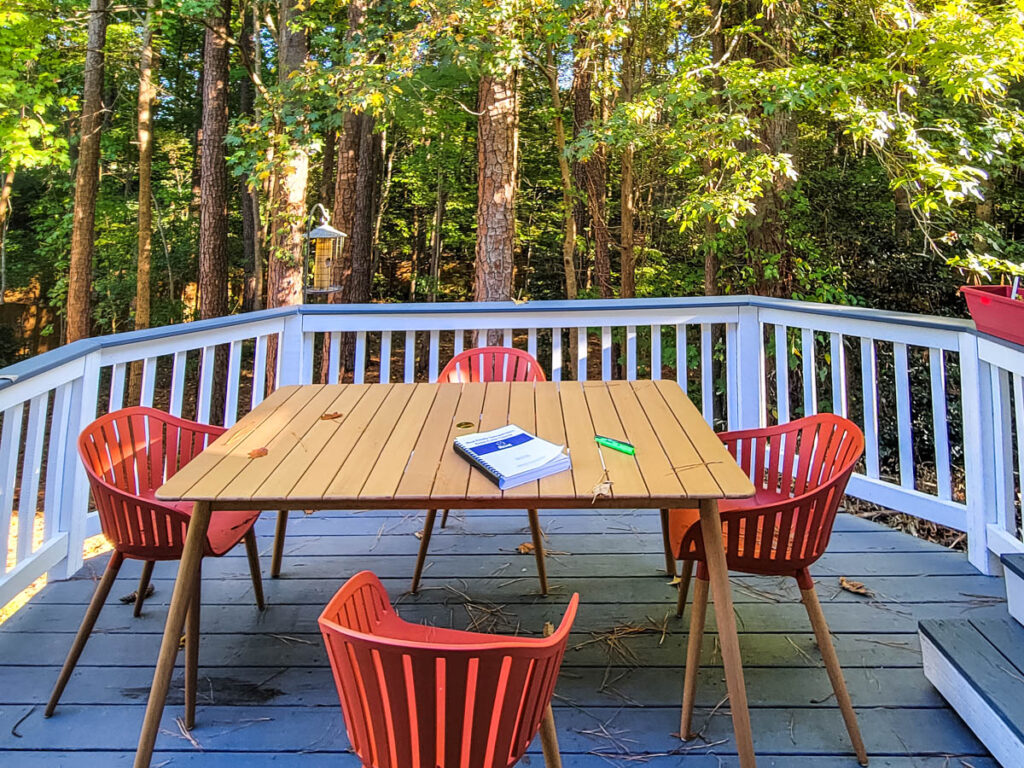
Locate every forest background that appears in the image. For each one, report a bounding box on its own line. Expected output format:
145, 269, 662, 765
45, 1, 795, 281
1, 0, 1024, 363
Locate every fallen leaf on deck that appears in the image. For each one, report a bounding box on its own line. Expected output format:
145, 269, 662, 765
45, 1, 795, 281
839, 576, 874, 597
119, 584, 155, 604
517, 542, 535, 554
248, 447, 269, 458
320, 412, 344, 420
413, 530, 424, 540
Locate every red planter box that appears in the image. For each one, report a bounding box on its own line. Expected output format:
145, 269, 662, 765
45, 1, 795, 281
962, 285, 1024, 346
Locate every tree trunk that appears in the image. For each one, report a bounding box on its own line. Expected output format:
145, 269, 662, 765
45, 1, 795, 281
66, 0, 108, 343
429, 168, 446, 302
619, 37, 636, 299
573, 57, 611, 298
346, 113, 379, 305
474, 73, 518, 309
703, 0, 725, 296
319, 130, 337, 210
0, 169, 15, 302
128, 0, 157, 402
239, 6, 259, 312
571, 54, 591, 283
544, 44, 577, 300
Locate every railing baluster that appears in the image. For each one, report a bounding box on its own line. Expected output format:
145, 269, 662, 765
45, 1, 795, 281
601, 327, 612, 380
626, 325, 637, 381
43, 383, 74, 542
775, 324, 789, 424
327, 332, 341, 385
252, 337, 268, 407
503, 328, 513, 348
893, 342, 914, 489
354, 331, 367, 384
170, 350, 188, 417
405, 330, 416, 383
829, 332, 847, 417
801, 328, 817, 417
140, 357, 157, 409
577, 327, 587, 382
428, 330, 440, 382
676, 323, 687, 392
454, 330, 465, 358
861, 338, 880, 479
701, 323, 713, 425
651, 324, 662, 381
526, 328, 536, 361
551, 327, 562, 382
223, 341, 243, 427
16, 393, 48, 562
380, 330, 392, 384
991, 367, 1014, 533
109, 363, 127, 411
930, 348, 952, 500
0, 405, 24, 571
198, 345, 215, 423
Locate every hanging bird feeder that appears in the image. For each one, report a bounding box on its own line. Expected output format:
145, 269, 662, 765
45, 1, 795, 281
304, 205, 347, 300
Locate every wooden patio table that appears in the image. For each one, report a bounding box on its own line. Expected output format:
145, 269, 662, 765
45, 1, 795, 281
133, 379, 757, 768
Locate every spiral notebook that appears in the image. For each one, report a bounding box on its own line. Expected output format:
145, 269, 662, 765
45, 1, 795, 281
453, 425, 571, 490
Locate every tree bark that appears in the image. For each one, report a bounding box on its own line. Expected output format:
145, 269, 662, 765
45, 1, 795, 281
573, 57, 612, 298
703, 0, 726, 296
571, 54, 591, 284
544, 44, 577, 300
346, 113, 379, 305
239, 6, 260, 312
266, 0, 309, 312
474, 73, 519, 307
429, 168, 446, 302
619, 36, 636, 299
319, 129, 337, 211
0, 169, 14, 302
66, 0, 108, 343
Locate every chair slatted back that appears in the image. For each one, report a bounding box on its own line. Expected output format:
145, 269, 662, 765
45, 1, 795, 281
319, 571, 577, 768
78, 407, 225, 560
438, 347, 546, 384
680, 414, 864, 576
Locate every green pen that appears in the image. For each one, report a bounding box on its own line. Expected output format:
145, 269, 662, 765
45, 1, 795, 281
595, 435, 635, 456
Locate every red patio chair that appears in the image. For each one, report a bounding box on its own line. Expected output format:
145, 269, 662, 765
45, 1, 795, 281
412, 346, 548, 593
668, 413, 868, 766
45, 406, 266, 727
319, 570, 578, 768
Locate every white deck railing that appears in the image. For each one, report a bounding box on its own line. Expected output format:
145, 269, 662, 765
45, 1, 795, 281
1, 295, 1019, 605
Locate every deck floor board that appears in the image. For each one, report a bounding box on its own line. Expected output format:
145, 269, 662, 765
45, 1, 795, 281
0, 510, 997, 765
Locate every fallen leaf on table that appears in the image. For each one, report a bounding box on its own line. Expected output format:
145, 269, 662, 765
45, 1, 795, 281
248, 447, 269, 458
456, 421, 474, 429
839, 576, 874, 597
517, 542, 535, 554
320, 412, 344, 420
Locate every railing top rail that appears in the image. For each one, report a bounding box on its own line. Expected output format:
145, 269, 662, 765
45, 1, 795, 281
0, 294, 996, 389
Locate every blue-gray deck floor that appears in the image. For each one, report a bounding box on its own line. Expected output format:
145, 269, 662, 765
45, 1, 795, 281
0, 508, 1004, 767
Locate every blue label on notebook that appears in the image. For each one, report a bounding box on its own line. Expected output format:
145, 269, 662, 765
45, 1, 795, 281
469, 432, 533, 455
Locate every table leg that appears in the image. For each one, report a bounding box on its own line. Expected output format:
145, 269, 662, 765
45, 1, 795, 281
133, 500, 212, 768
660, 508, 677, 577
528, 509, 549, 596
697, 498, 756, 768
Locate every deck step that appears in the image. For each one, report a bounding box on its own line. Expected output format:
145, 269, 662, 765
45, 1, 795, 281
1001, 554, 1024, 626
920, 617, 1024, 768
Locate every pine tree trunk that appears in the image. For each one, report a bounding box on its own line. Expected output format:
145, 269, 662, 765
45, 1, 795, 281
66, 0, 108, 343
619, 38, 636, 299
474, 73, 518, 310
429, 170, 446, 302
346, 113, 379, 305
704, 0, 725, 297
319, 130, 337, 210
128, 0, 157, 402
0, 169, 15, 302
239, 6, 259, 312
571, 55, 591, 285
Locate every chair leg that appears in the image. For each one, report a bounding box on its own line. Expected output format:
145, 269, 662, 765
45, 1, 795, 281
440, 509, 450, 528
411, 509, 438, 594
660, 508, 677, 577
675, 560, 694, 618
538, 704, 563, 768
528, 509, 549, 596
270, 510, 288, 579
184, 563, 201, 730
46, 552, 125, 717
679, 576, 709, 740
134, 560, 155, 618
243, 529, 266, 611
801, 583, 869, 766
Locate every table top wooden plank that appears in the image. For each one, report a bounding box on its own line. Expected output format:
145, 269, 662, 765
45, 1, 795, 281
157, 381, 755, 508
628, 379, 725, 498
324, 384, 418, 499
285, 384, 395, 501
558, 382, 609, 500
359, 384, 440, 500
534, 382, 576, 499
393, 383, 464, 500
605, 380, 688, 499
156, 385, 316, 501
652, 379, 755, 498
502, 382, 541, 499
464, 382, 512, 500
249, 384, 372, 501
429, 382, 487, 500
582, 382, 650, 500
215, 386, 352, 501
